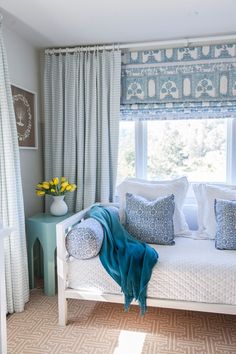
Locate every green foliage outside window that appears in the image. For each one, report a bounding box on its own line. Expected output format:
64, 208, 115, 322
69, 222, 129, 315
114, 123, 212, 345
117, 119, 227, 184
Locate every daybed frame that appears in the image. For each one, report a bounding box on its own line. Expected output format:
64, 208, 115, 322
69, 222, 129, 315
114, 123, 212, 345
56, 204, 236, 326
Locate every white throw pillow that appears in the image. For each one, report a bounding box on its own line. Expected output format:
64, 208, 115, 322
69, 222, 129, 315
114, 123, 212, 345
193, 183, 236, 239
117, 176, 190, 236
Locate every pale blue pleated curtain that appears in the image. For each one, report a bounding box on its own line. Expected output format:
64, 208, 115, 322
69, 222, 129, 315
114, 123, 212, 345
0, 23, 29, 312
44, 49, 121, 211
121, 44, 236, 120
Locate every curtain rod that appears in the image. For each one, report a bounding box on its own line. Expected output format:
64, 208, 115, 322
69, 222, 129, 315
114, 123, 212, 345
45, 33, 236, 54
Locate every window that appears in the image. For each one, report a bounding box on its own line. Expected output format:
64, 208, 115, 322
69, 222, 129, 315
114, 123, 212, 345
118, 118, 236, 185
147, 119, 227, 182
117, 121, 135, 185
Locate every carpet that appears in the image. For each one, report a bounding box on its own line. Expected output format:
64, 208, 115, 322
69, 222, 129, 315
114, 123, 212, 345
7, 290, 236, 354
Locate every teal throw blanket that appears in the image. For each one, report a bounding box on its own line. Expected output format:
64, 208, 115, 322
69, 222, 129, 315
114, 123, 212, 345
87, 205, 158, 314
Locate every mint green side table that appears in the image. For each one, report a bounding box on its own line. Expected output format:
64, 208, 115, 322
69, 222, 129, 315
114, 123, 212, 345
26, 212, 73, 296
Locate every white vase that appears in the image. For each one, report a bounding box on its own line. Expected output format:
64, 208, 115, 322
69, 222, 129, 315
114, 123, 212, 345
50, 196, 68, 216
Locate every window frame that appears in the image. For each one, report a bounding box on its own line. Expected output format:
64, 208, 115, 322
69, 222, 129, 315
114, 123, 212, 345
121, 118, 236, 203
134, 119, 233, 181
135, 121, 147, 179
227, 118, 236, 185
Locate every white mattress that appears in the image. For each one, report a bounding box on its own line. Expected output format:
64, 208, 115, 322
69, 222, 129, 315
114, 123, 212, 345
67, 236, 236, 305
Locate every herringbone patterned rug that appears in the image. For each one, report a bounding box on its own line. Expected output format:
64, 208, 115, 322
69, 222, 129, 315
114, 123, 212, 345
7, 290, 236, 354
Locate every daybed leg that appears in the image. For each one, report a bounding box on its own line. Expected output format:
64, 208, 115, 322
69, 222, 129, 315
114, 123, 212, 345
58, 294, 68, 326
57, 222, 69, 326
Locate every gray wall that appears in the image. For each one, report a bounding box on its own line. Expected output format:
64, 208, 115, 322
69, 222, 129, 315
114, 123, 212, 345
3, 25, 43, 218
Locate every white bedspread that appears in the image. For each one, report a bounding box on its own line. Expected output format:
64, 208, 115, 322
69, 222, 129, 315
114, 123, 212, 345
67, 237, 236, 305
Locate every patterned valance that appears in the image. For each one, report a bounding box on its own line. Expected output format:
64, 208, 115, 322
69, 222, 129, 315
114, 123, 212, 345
121, 43, 236, 120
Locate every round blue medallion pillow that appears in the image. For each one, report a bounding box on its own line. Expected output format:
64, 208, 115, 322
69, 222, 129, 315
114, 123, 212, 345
66, 218, 104, 259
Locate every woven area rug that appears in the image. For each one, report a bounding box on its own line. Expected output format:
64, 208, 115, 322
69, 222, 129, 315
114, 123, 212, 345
7, 289, 236, 354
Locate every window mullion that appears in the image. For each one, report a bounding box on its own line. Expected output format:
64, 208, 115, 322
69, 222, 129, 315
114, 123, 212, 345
135, 121, 147, 179
227, 118, 236, 185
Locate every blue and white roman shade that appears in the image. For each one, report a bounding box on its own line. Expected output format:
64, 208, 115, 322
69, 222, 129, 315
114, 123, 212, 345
121, 43, 236, 120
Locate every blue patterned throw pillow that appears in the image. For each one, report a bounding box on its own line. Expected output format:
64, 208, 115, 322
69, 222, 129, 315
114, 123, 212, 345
125, 193, 175, 245
66, 218, 104, 259
215, 199, 236, 250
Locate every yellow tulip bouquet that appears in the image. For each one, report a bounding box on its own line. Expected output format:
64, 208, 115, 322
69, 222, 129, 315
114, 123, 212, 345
35, 177, 77, 197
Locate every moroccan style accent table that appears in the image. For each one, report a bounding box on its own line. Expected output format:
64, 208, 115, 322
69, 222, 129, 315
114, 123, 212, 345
26, 213, 73, 296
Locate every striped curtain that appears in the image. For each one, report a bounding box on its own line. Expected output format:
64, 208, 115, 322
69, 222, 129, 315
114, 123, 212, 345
0, 24, 29, 312
44, 50, 121, 211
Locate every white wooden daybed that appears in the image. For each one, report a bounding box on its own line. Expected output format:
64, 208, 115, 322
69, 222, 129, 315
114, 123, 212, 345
56, 204, 236, 326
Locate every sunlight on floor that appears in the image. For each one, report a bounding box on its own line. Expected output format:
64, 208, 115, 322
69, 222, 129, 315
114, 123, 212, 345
113, 330, 146, 354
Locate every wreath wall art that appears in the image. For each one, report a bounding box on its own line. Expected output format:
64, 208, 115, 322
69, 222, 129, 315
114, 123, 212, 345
11, 85, 37, 149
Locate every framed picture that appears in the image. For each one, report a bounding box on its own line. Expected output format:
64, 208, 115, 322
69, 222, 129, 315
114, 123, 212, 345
11, 84, 37, 149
